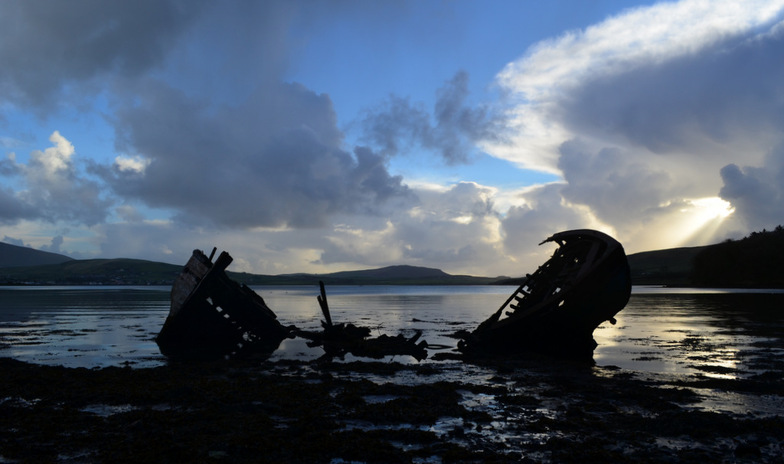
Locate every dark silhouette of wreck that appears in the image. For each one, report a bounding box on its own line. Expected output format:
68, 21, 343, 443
156, 249, 427, 361
457, 229, 631, 359
156, 229, 631, 362
156, 249, 290, 360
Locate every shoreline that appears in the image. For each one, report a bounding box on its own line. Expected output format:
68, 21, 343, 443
2, 356, 782, 463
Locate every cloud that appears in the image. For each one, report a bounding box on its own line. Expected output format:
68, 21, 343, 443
0, 131, 113, 225
500, 182, 604, 261
2, 235, 25, 246
490, 0, 784, 247
6, 0, 784, 277
719, 143, 784, 230
0, 0, 205, 109
0, 187, 33, 223
558, 140, 673, 228
40, 233, 65, 254
98, 80, 413, 229
359, 71, 507, 164
317, 181, 507, 273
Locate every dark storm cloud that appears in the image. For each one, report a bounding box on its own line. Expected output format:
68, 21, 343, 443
720, 145, 784, 230
558, 140, 672, 227
101, 80, 413, 229
360, 71, 506, 164
0, 0, 205, 108
0, 186, 34, 223
557, 27, 784, 156
1, 0, 416, 231
515, 15, 784, 235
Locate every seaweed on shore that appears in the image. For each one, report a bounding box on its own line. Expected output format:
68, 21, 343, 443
2, 357, 783, 463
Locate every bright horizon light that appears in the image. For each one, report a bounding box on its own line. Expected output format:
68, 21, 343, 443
688, 197, 735, 220
671, 197, 736, 248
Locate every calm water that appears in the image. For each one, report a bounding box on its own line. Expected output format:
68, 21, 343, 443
1, 285, 783, 378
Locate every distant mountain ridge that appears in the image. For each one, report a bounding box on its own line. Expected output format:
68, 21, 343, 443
3, 228, 782, 287
0, 242, 73, 268
231, 263, 498, 286
0, 243, 499, 285
327, 264, 449, 280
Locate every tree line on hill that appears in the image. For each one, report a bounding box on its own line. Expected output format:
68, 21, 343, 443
690, 225, 784, 288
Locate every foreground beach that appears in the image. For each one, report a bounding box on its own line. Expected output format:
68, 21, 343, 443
2, 354, 782, 463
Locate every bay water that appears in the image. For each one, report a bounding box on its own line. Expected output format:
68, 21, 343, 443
4, 284, 784, 458
1, 285, 782, 379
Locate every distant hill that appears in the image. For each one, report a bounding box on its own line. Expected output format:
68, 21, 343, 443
627, 225, 784, 288
0, 242, 74, 268
229, 264, 501, 286
0, 258, 182, 285
690, 226, 784, 288
3, 227, 782, 287
627, 246, 704, 286
0, 255, 501, 286
328, 264, 449, 281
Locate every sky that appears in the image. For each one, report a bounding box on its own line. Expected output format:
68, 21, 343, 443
2, 0, 784, 277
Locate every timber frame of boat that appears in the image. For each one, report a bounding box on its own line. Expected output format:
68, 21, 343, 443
156, 229, 631, 362
456, 229, 632, 359
155, 250, 427, 361
294, 281, 428, 361
156, 248, 292, 360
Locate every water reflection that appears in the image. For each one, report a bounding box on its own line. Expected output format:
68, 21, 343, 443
595, 290, 784, 380
0, 286, 171, 368
1, 285, 783, 380
3, 285, 784, 458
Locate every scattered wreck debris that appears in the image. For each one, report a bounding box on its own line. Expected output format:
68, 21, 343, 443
157, 253, 427, 361
457, 229, 632, 359
295, 282, 428, 361
156, 248, 292, 360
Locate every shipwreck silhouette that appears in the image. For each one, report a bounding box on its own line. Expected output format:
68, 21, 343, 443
156, 229, 631, 361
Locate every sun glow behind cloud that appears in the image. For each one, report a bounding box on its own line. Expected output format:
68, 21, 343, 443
650, 197, 736, 250
678, 197, 735, 246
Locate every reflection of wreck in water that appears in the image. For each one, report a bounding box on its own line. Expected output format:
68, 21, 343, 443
156, 250, 427, 361
457, 229, 632, 359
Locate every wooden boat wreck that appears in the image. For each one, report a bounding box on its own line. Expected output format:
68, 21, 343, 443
156, 251, 428, 361
294, 282, 429, 361
457, 229, 632, 359
156, 248, 292, 360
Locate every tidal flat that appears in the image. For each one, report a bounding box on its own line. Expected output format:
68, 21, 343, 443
1, 354, 783, 463
1, 286, 784, 462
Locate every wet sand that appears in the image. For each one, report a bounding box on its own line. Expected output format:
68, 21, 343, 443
2, 353, 782, 463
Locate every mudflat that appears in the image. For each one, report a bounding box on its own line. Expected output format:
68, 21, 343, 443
2, 354, 782, 463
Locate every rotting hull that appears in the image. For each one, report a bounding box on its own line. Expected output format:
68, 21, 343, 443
156, 249, 290, 360
458, 229, 632, 359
